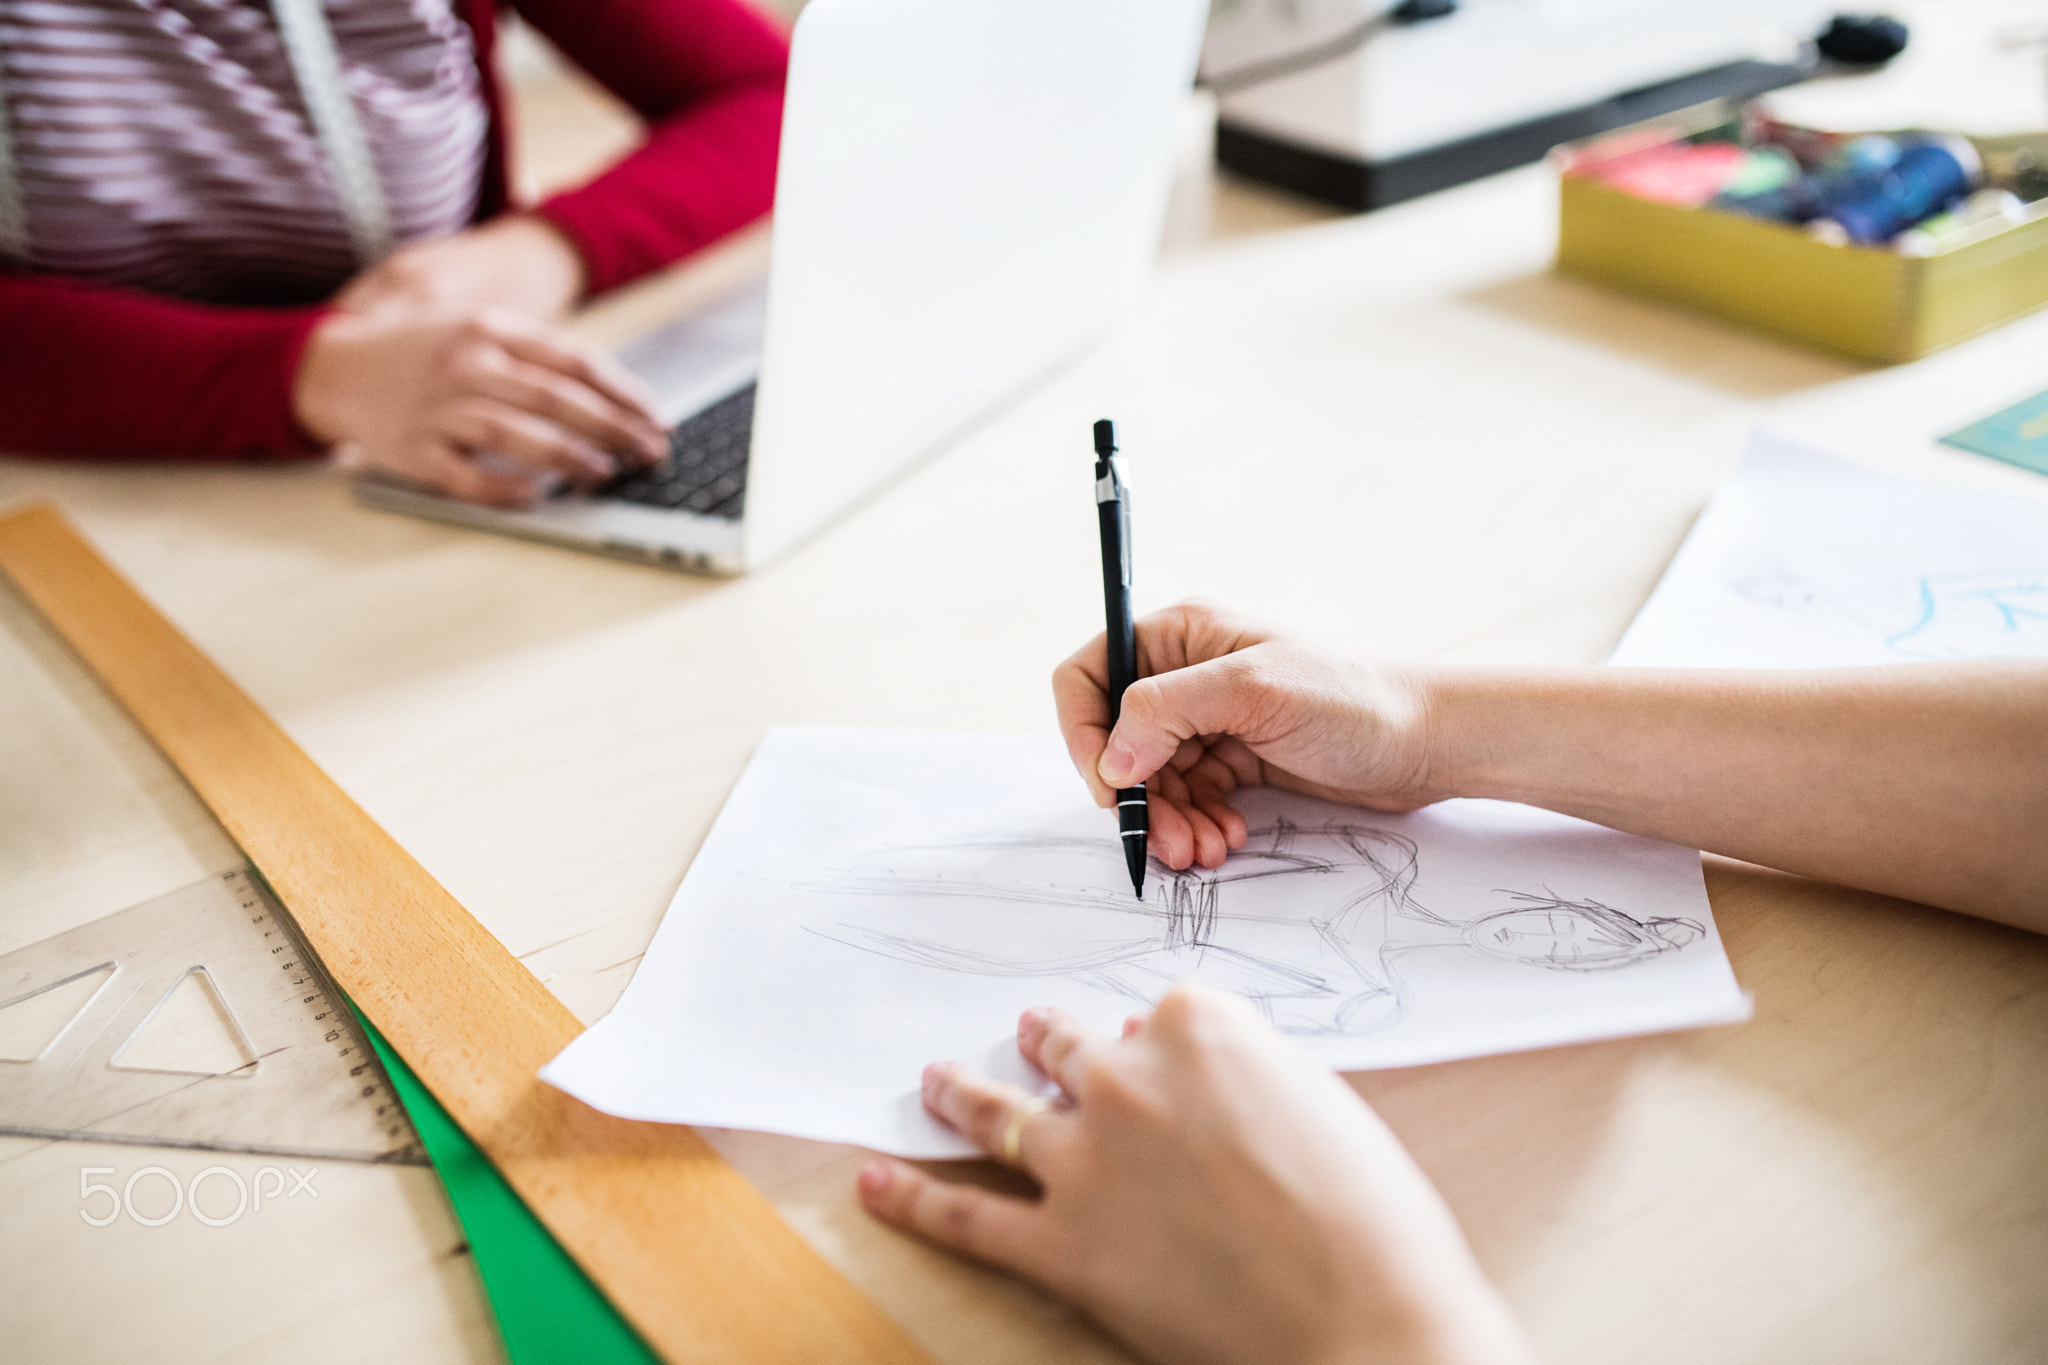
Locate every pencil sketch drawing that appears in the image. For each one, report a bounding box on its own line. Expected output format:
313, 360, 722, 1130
1728, 565, 2048, 661
786, 818, 1704, 1037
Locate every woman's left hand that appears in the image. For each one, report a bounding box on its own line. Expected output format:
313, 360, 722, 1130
857, 987, 1534, 1365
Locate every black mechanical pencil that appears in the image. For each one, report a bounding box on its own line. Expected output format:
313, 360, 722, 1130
1094, 418, 1147, 899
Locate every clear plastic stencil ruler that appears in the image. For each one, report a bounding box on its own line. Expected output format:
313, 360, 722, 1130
0, 867, 424, 1164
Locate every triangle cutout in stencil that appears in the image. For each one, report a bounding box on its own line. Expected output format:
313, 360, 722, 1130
111, 968, 258, 1077
0, 964, 116, 1062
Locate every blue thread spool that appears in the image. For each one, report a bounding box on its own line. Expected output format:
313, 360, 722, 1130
1814, 137, 1979, 245
1715, 136, 1901, 222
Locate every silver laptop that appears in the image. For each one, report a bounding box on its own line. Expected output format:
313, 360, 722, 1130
358, 0, 1207, 575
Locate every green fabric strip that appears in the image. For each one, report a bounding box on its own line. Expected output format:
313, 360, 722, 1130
350, 1002, 661, 1365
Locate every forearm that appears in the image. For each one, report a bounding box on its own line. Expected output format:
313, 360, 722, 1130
534, 81, 782, 295
520, 0, 787, 295
1430, 662, 2048, 931
0, 273, 326, 459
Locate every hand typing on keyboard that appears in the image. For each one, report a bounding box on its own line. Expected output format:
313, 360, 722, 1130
296, 306, 668, 508
601, 383, 756, 520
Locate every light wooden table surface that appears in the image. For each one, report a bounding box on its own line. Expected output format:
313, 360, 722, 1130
5, 14, 2047, 1362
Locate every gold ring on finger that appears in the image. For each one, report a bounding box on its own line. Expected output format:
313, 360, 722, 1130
999, 1096, 1052, 1169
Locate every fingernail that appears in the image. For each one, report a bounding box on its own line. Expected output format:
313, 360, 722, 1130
857, 1161, 893, 1198
1018, 1007, 1045, 1036
921, 1062, 946, 1094
1100, 740, 1134, 785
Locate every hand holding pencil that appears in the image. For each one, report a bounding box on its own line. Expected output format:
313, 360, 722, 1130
1052, 600, 1448, 871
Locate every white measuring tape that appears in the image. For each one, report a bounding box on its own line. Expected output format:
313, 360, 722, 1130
0, 54, 23, 262
271, 0, 396, 264
0, 0, 393, 267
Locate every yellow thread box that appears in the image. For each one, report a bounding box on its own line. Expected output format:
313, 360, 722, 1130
1554, 126, 2048, 364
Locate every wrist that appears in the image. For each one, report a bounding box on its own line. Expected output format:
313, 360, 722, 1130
487, 213, 587, 316
1424, 665, 1658, 824
1404, 663, 1483, 804
1410, 665, 1575, 807
290, 310, 372, 449
1400, 1278, 1537, 1365
1316, 1274, 1534, 1365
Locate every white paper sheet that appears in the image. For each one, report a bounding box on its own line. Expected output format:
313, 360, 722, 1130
542, 728, 1748, 1156
1611, 433, 2048, 668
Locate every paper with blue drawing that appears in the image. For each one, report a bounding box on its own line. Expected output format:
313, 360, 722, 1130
1611, 433, 2048, 669
542, 729, 1746, 1157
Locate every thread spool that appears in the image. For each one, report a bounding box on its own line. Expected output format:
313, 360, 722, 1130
1716, 136, 1899, 222
1811, 136, 1979, 245
1893, 188, 2028, 257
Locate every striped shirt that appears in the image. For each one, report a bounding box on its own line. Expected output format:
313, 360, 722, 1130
0, 0, 488, 306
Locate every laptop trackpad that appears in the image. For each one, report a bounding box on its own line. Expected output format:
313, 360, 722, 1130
615, 279, 768, 426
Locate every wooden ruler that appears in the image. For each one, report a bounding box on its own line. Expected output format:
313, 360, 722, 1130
0, 503, 930, 1365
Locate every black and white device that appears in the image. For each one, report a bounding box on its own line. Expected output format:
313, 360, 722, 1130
1201, 0, 1835, 209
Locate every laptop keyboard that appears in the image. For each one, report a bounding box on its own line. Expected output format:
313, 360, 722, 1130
603, 383, 755, 520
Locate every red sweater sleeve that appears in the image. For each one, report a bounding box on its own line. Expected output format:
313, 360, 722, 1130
517, 0, 789, 296
0, 272, 325, 460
